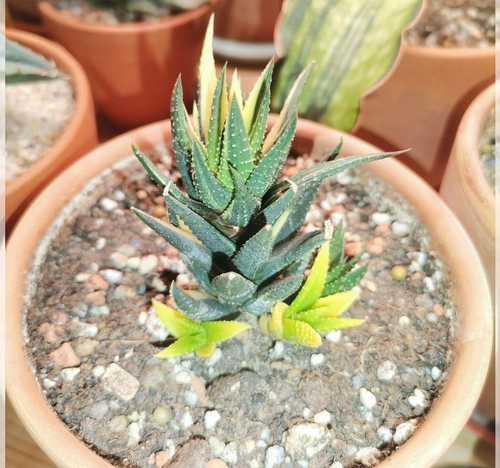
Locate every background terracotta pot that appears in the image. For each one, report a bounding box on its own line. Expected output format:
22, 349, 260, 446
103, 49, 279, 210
354, 44, 495, 189
39, 1, 217, 129
7, 117, 492, 467
5, 28, 98, 224
440, 83, 495, 440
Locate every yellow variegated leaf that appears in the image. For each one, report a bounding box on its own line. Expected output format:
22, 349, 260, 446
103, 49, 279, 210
242, 60, 272, 131
192, 100, 201, 138
152, 300, 201, 338
270, 302, 288, 339
294, 306, 331, 323
312, 289, 360, 317
178, 218, 193, 235
199, 14, 217, 140
156, 333, 207, 358
287, 241, 329, 316
309, 317, 365, 334
230, 69, 244, 111
202, 320, 250, 344
282, 318, 322, 348
196, 342, 217, 358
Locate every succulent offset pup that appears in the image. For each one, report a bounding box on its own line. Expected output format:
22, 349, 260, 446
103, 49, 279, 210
132, 16, 400, 357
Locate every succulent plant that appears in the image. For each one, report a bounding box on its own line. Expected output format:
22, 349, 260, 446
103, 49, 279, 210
153, 300, 249, 358
132, 16, 400, 357
5, 38, 59, 85
259, 224, 365, 347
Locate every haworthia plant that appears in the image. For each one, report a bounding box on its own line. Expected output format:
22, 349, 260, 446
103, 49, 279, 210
272, 0, 423, 131
5, 38, 59, 85
133, 15, 401, 357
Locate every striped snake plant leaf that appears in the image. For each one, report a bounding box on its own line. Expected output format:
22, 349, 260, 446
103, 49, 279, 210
243, 275, 304, 316
272, 0, 423, 131
211, 272, 258, 307
6, 38, 59, 85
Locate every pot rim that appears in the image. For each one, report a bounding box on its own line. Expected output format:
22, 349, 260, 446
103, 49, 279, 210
451, 82, 496, 235
6, 117, 492, 468
5, 28, 94, 214
39, 0, 218, 34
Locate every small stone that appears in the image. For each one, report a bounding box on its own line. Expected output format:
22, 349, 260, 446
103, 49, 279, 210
207, 460, 228, 468
38, 323, 62, 344
139, 255, 158, 274
261, 427, 271, 442
85, 290, 106, 306
110, 252, 128, 269
205, 410, 221, 430
355, 447, 381, 465
270, 341, 285, 359
426, 313, 438, 323
74, 339, 98, 357
184, 390, 198, 406
152, 405, 171, 425
101, 269, 123, 284
408, 389, 428, 414
114, 285, 137, 300
360, 388, 377, 409
75, 272, 91, 282
43, 378, 56, 389
93, 365, 105, 378
209, 436, 226, 457
345, 242, 362, 257
265, 445, 285, 468
423, 277, 435, 292
145, 308, 168, 341
127, 256, 141, 270
391, 222, 410, 237
283, 423, 331, 459
372, 212, 392, 225
109, 415, 128, 433
391, 265, 407, 282
399, 316, 411, 326
313, 410, 332, 425
128, 421, 142, 447
366, 237, 385, 256
87, 401, 109, 420
175, 370, 192, 384
96, 238, 107, 250
102, 363, 140, 401
151, 277, 167, 292
61, 367, 80, 382
377, 426, 393, 444
89, 305, 110, 317
99, 197, 118, 211
330, 463, 343, 468
326, 330, 342, 343
431, 366, 442, 381
310, 353, 325, 367
205, 348, 222, 367
50, 343, 81, 368
113, 189, 125, 201
377, 360, 397, 382
180, 410, 193, 429
222, 442, 238, 464
393, 420, 417, 445
87, 274, 109, 290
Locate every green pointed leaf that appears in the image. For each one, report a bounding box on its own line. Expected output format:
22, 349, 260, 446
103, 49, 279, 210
156, 333, 207, 358
233, 225, 273, 279
282, 318, 322, 347
261, 185, 296, 225
170, 78, 196, 197
206, 65, 227, 172
329, 221, 345, 266
152, 300, 202, 338
326, 255, 360, 283
165, 191, 235, 256
132, 145, 169, 187
222, 168, 260, 227
222, 98, 254, 181
243, 60, 273, 131
211, 272, 257, 307
191, 139, 232, 212
328, 139, 343, 161
243, 275, 304, 316
202, 321, 250, 344
324, 266, 367, 295
171, 284, 235, 321
272, 0, 422, 131
247, 117, 297, 198
287, 241, 329, 316
132, 207, 212, 272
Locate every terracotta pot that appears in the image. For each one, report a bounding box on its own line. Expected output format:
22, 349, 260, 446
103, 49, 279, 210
440, 83, 496, 440
6, 116, 492, 467
7, 0, 40, 20
39, 1, 217, 129
354, 44, 495, 189
5, 29, 98, 224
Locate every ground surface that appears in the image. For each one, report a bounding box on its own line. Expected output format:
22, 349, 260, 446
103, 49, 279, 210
23, 145, 457, 467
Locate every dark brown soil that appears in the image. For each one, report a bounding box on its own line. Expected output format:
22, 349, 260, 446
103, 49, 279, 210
23, 144, 457, 467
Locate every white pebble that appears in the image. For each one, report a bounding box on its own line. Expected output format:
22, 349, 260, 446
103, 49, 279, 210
313, 410, 332, 425
145, 308, 168, 341
113, 190, 125, 201
399, 316, 411, 326
408, 389, 428, 413
204, 410, 221, 430
222, 441, 239, 464
426, 313, 438, 323
330, 463, 343, 468
110, 252, 128, 269
372, 212, 392, 225
137, 311, 147, 325
100, 269, 123, 284
96, 238, 107, 250
265, 445, 286, 468
209, 436, 225, 457
377, 360, 397, 382
355, 447, 381, 465
93, 365, 105, 378
393, 420, 417, 444
139, 255, 158, 274
270, 341, 285, 359
61, 368, 80, 382
175, 370, 192, 384
326, 331, 342, 343
127, 257, 141, 270
431, 366, 442, 381
360, 388, 377, 409
261, 427, 271, 442
423, 277, 435, 292
205, 348, 222, 367
75, 273, 90, 283
377, 426, 393, 443
100, 197, 118, 211
303, 407, 312, 419
391, 222, 410, 237
43, 378, 56, 389
184, 391, 198, 406
89, 305, 110, 317
310, 353, 325, 366
127, 421, 142, 447
180, 410, 193, 429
